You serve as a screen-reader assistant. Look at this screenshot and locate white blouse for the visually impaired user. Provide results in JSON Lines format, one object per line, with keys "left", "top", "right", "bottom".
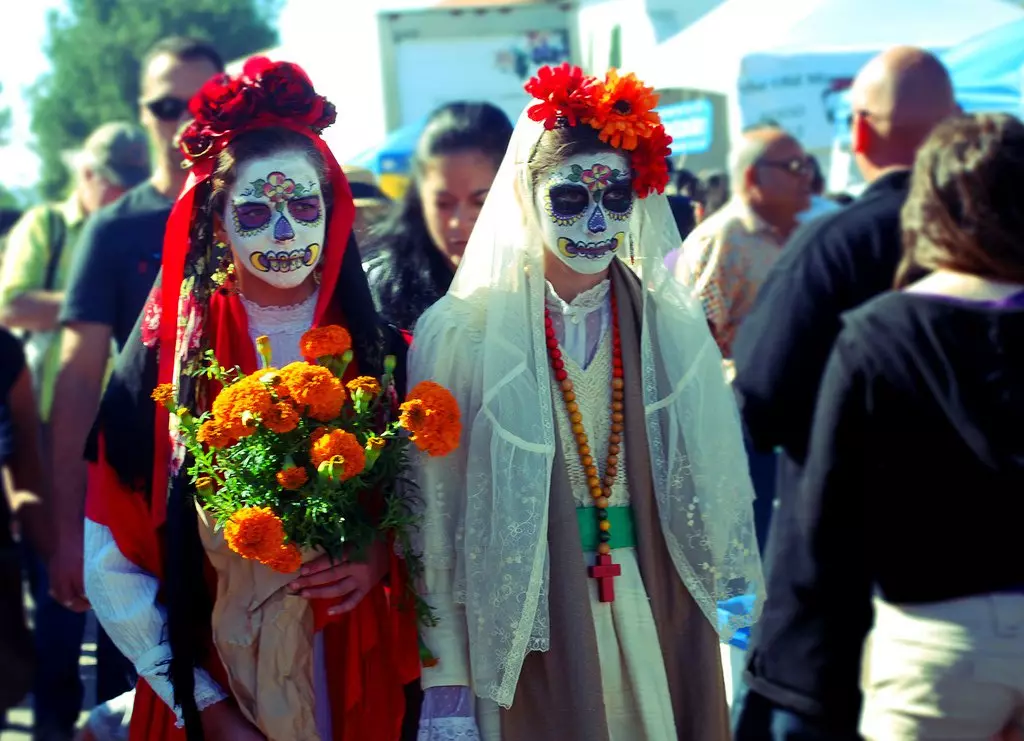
{"left": 83, "top": 291, "right": 317, "bottom": 725}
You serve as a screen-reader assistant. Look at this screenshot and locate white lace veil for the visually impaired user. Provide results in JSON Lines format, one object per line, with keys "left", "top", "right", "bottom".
{"left": 409, "top": 108, "right": 763, "bottom": 708}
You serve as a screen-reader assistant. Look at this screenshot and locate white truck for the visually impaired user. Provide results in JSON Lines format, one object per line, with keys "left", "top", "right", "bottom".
{"left": 377, "top": 0, "right": 581, "bottom": 132}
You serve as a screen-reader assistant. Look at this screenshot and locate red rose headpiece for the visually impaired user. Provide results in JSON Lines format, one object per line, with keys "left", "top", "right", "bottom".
{"left": 178, "top": 56, "right": 337, "bottom": 162}
{"left": 524, "top": 63, "right": 671, "bottom": 198}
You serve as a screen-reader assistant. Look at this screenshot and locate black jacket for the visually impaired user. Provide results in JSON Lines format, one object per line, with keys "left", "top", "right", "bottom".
{"left": 733, "top": 170, "right": 912, "bottom": 469}
{"left": 744, "top": 290, "right": 1024, "bottom": 731}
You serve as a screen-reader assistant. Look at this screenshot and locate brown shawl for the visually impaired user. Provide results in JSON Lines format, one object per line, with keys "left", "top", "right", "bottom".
{"left": 500, "top": 261, "right": 729, "bottom": 741}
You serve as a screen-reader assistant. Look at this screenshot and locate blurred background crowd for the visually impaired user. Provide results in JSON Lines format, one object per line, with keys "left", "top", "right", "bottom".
{"left": 2, "top": 0, "right": 1024, "bottom": 740}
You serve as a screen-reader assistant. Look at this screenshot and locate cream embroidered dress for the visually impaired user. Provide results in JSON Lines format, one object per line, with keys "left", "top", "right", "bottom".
{"left": 425, "top": 281, "right": 677, "bottom": 741}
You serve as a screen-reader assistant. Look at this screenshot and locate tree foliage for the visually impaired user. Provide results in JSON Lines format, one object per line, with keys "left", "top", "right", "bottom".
{"left": 30, "top": 0, "right": 280, "bottom": 199}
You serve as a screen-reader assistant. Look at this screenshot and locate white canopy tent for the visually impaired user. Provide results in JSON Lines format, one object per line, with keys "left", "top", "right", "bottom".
{"left": 639, "top": 0, "right": 1023, "bottom": 171}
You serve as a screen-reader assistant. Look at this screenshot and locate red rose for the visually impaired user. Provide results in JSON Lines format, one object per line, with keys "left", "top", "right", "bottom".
{"left": 258, "top": 62, "right": 321, "bottom": 120}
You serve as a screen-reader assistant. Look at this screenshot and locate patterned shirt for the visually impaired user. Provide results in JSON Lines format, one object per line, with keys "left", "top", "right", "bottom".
{"left": 673, "top": 198, "right": 784, "bottom": 358}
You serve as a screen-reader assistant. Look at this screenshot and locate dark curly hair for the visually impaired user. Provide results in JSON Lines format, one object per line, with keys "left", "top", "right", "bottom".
{"left": 364, "top": 102, "right": 513, "bottom": 330}
{"left": 896, "top": 113, "right": 1024, "bottom": 288}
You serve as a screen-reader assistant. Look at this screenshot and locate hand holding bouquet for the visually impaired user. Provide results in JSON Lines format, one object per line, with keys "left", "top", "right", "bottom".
{"left": 152, "top": 325, "right": 459, "bottom": 625}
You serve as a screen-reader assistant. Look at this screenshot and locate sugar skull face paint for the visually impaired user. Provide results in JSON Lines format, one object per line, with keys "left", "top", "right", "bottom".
{"left": 536, "top": 152, "right": 634, "bottom": 275}
{"left": 226, "top": 153, "right": 325, "bottom": 289}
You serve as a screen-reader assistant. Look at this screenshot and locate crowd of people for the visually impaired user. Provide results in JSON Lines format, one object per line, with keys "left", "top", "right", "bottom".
{"left": 0, "top": 27, "right": 1021, "bottom": 741}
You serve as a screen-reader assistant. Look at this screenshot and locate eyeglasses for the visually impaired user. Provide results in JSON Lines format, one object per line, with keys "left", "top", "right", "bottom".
{"left": 758, "top": 157, "right": 813, "bottom": 176}
{"left": 847, "top": 109, "right": 889, "bottom": 130}
{"left": 143, "top": 96, "right": 190, "bottom": 122}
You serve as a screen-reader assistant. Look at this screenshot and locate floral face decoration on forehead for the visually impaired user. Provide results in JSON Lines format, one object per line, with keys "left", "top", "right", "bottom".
{"left": 536, "top": 151, "right": 632, "bottom": 275}
{"left": 225, "top": 153, "right": 325, "bottom": 289}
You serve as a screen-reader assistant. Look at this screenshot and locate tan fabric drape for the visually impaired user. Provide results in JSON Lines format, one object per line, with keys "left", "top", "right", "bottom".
{"left": 500, "top": 262, "right": 729, "bottom": 740}
{"left": 197, "top": 507, "right": 320, "bottom": 741}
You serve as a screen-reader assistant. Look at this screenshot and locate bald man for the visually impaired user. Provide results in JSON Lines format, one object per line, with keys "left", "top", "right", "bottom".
{"left": 732, "top": 47, "right": 957, "bottom": 741}
{"left": 672, "top": 126, "right": 812, "bottom": 358}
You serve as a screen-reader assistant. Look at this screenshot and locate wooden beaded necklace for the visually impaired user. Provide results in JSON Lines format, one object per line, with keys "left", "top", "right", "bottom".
{"left": 544, "top": 285, "right": 624, "bottom": 602}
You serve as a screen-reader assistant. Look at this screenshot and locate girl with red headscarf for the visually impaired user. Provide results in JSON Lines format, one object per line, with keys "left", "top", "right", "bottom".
{"left": 81, "top": 58, "right": 419, "bottom": 741}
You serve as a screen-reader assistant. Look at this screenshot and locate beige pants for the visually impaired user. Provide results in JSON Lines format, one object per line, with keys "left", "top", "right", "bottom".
{"left": 861, "top": 593, "right": 1024, "bottom": 741}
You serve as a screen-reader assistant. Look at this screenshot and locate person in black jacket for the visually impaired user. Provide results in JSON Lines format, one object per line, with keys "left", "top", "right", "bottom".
{"left": 747, "top": 112, "right": 1024, "bottom": 740}
{"left": 364, "top": 103, "right": 513, "bottom": 331}
{"left": 731, "top": 47, "right": 958, "bottom": 739}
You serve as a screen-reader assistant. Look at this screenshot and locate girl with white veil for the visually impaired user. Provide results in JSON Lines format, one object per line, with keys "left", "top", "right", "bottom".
{"left": 409, "top": 64, "right": 763, "bottom": 741}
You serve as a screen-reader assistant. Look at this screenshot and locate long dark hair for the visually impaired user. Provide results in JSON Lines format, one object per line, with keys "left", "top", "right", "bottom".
{"left": 366, "top": 102, "right": 513, "bottom": 329}
{"left": 896, "top": 113, "right": 1024, "bottom": 288}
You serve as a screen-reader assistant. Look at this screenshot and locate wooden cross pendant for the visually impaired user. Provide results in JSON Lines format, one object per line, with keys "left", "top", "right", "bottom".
{"left": 588, "top": 553, "right": 622, "bottom": 603}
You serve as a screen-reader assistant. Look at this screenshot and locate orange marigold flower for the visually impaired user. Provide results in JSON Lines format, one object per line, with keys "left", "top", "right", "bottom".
{"left": 347, "top": 376, "right": 382, "bottom": 399}
{"left": 309, "top": 428, "right": 366, "bottom": 480}
{"left": 265, "top": 542, "right": 302, "bottom": 573}
{"left": 262, "top": 400, "right": 300, "bottom": 434}
{"left": 300, "top": 325, "right": 352, "bottom": 359}
{"left": 279, "top": 362, "right": 346, "bottom": 422}
{"left": 400, "top": 381, "right": 461, "bottom": 457}
{"left": 223, "top": 506, "right": 286, "bottom": 563}
{"left": 151, "top": 383, "right": 176, "bottom": 408}
{"left": 276, "top": 465, "right": 308, "bottom": 491}
{"left": 583, "top": 69, "right": 661, "bottom": 151}
{"left": 212, "top": 375, "right": 274, "bottom": 438}
{"left": 197, "top": 419, "right": 235, "bottom": 449}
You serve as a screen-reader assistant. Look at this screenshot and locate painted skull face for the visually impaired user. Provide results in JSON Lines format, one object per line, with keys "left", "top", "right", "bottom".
{"left": 225, "top": 153, "right": 325, "bottom": 289}
{"left": 535, "top": 151, "right": 634, "bottom": 275}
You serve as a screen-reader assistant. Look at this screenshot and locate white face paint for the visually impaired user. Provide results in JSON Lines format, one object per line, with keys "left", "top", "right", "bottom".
{"left": 225, "top": 153, "right": 325, "bottom": 289}
{"left": 535, "top": 151, "right": 634, "bottom": 275}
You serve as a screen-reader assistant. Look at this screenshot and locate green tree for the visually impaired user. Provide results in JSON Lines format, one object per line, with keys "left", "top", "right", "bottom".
{"left": 30, "top": 0, "right": 280, "bottom": 199}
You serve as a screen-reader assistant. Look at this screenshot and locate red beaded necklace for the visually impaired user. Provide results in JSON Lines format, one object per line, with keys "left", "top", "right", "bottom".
{"left": 544, "top": 285, "right": 624, "bottom": 602}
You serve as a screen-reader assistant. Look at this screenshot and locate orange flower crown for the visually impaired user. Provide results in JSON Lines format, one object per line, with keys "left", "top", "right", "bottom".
{"left": 524, "top": 64, "right": 672, "bottom": 198}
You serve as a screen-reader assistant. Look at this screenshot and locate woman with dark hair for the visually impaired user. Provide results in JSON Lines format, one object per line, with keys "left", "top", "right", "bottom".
{"left": 410, "top": 65, "right": 761, "bottom": 741}
{"left": 743, "top": 113, "right": 1024, "bottom": 740}
{"left": 364, "top": 102, "right": 513, "bottom": 330}
{"left": 82, "top": 59, "right": 418, "bottom": 741}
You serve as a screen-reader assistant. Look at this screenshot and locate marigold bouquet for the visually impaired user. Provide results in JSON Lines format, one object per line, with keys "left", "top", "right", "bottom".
{"left": 152, "top": 325, "right": 460, "bottom": 625}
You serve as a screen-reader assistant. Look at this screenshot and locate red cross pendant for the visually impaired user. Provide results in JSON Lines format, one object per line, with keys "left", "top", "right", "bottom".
{"left": 588, "top": 553, "right": 622, "bottom": 602}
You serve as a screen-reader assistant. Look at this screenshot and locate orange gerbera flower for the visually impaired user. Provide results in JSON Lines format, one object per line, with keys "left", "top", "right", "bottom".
{"left": 584, "top": 69, "right": 661, "bottom": 151}
{"left": 151, "top": 383, "right": 176, "bottom": 408}
{"left": 211, "top": 375, "right": 274, "bottom": 438}
{"left": 400, "top": 381, "right": 461, "bottom": 457}
{"left": 196, "top": 418, "right": 236, "bottom": 449}
{"left": 276, "top": 465, "right": 309, "bottom": 490}
{"left": 309, "top": 428, "right": 366, "bottom": 480}
{"left": 262, "top": 400, "right": 300, "bottom": 434}
{"left": 223, "top": 506, "right": 286, "bottom": 563}
{"left": 279, "top": 362, "right": 346, "bottom": 422}
{"left": 300, "top": 325, "right": 352, "bottom": 359}
{"left": 265, "top": 542, "right": 302, "bottom": 573}
{"left": 347, "top": 376, "right": 381, "bottom": 399}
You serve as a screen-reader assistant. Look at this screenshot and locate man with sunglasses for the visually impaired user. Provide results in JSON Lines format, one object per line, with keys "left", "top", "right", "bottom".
{"left": 44, "top": 36, "right": 223, "bottom": 740}
{"left": 672, "top": 125, "right": 812, "bottom": 362}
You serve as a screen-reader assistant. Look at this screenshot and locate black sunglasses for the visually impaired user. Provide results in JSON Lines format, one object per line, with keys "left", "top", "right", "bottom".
{"left": 143, "top": 96, "right": 190, "bottom": 122}
{"left": 758, "top": 157, "right": 812, "bottom": 176}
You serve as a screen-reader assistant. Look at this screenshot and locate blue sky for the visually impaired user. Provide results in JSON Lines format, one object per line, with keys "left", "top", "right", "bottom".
{"left": 0, "top": 0, "right": 430, "bottom": 191}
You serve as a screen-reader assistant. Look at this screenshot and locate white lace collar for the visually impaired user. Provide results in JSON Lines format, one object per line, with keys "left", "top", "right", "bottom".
{"left": 239, "top": 290, "right": 318, "bottom": 335}
{"left": 544, "top": 279, "right": 610, "bottom": 318}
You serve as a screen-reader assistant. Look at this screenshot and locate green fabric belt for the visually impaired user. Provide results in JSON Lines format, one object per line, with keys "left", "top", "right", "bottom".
{"left": 576, "top": 506, "right": 637, "bottom": 551}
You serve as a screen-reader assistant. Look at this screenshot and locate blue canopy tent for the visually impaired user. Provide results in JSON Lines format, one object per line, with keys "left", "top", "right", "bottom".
{"left": 347, "top": 117, "right": 428, "bottom": 199}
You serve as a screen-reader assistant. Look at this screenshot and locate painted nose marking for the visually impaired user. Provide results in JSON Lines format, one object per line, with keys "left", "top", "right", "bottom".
{"left": 587, "top": 205, "right": 607, "bottom": 233}
{"left": 274, "top": 214, "right": 295, "bottom": 241}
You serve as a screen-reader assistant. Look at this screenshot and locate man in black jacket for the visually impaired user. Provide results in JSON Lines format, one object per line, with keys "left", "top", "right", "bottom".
{"left": 731, "top": 47, "right": 957, "bottom": 739}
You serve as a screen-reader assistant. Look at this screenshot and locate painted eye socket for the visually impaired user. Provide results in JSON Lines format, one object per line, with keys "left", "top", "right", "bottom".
{"left": 548, "top": 184, "right": 589, "bottom": 217}
{"left": 287, "top": 195, "right": 322, "bottom": 223}
{"left": 602, "top": 184, "right": 633, "bottom": 214}
{"left": 234, "top": 203, "right": 272, "bottom": 231}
